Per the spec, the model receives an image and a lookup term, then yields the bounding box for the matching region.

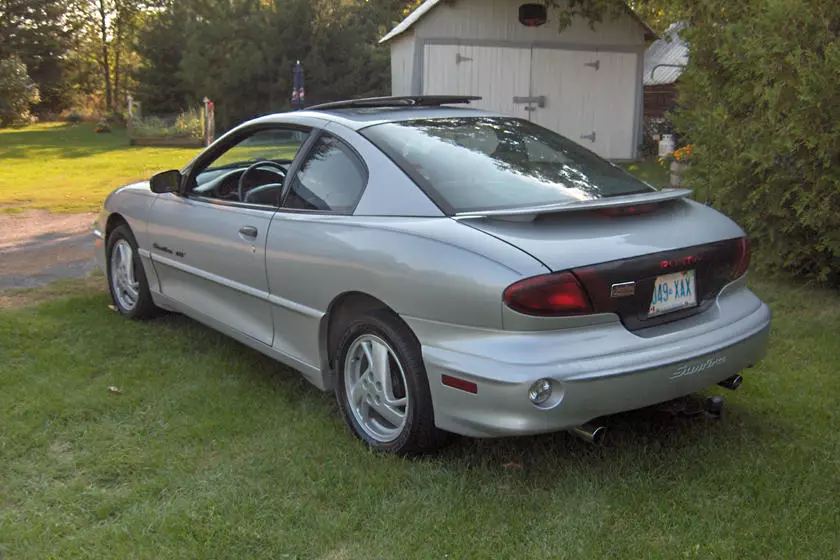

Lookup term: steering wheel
[243,183,285,204]
[237,160,287,202]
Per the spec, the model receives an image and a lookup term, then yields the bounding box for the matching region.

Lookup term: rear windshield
[361,117,655,213]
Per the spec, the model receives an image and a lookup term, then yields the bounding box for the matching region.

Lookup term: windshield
[361,117,655,213]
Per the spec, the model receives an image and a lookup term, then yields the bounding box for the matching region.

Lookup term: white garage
[381,0,655,160]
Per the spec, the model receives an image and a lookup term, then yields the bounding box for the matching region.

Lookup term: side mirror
[150,170,182,194]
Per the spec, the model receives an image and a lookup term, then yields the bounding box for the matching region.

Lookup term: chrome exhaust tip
[718,374,743,391]
[569,424,606,445]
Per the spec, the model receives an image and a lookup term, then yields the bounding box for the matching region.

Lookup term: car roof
[250,105,502,131]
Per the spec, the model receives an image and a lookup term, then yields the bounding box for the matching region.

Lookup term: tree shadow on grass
[0,124,130,159]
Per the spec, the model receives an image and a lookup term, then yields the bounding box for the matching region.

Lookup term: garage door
[423,44,532,117]
[531,49,637,160]
[423,44,638,160]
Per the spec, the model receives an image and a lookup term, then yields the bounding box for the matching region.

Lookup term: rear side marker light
[442,374,478,394]
[503,271,593,316]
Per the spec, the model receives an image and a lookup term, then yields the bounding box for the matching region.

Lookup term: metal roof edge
[379,0,658,44]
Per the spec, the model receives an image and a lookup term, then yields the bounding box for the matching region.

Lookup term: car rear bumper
[406,279,771,437]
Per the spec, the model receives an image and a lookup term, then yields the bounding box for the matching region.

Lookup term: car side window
[191,127,310,206]
[282,133,367,214]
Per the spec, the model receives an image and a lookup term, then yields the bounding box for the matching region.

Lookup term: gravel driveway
[0,211,99,290]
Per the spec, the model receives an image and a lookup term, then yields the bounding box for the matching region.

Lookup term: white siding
[389,34,416,96]
[413,0,645,46]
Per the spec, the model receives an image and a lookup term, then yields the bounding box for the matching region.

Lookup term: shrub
[0,56,40,127]
[66,109,82,124]
[132,108,204,139]
[105,111,125,125]
[675,0,840,285]
[94,119,111,133]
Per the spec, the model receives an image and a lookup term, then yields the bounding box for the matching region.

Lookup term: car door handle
[239,226,258,238]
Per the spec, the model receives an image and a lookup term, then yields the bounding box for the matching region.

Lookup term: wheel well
[319,292,414,389]
[105,213,128,241]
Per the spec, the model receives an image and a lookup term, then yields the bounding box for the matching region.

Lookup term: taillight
[731,237,750,279]
[503,272,593,316]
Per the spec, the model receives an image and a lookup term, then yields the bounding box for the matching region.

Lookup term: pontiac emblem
[610,281,636,298]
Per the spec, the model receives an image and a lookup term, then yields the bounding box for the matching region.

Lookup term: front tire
[106,224,160,319]
[335,310,447,455]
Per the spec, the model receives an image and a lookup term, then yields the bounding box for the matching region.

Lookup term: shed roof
[643,22,688,85]
[379,0,657,44]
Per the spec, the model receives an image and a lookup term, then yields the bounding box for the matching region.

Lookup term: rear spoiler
[453,188,693,221]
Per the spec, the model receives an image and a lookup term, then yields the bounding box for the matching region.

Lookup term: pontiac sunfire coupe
[94,96,771,454]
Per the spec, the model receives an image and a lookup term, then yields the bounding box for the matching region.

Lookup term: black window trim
[181,122,314,210]
[276,129,370,216]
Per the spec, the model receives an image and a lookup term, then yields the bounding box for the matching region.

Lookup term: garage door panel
[423,44,531,117]
[592,52,637,160]
[530,49,596,147]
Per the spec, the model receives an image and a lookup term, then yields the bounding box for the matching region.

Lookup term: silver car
[93,96,771,454]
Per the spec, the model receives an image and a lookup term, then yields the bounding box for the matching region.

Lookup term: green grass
[0,123,199,213]
[1,276,838,559]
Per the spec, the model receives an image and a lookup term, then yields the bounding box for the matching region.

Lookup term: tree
[67,0,142,112]
[0,56,40,126]
[0,0,73,113]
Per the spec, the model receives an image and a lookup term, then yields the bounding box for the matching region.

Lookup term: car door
[147,125,312,345]
[264,129,369,366]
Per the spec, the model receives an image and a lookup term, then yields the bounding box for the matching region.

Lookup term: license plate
[649,270,697,317]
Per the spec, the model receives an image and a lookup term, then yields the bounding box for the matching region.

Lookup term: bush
[0,57,40,127]
[105,111,125,125]
[675,0,840,285]
[65,109,82,124]
[132,108,204,139]
[94,119,111,133]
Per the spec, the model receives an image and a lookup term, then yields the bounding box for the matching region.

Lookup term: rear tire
[106,224,160,319]
[335,310,447,455]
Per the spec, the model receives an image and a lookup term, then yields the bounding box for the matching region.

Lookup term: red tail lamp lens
[732,237,750,279]
[503,272,593,316]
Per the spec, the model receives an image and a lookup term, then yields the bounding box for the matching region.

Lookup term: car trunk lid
[459,198,748,330]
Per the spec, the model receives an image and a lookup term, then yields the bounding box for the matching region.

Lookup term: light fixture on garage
[519,3,548,27]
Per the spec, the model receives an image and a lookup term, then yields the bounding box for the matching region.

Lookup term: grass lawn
[1,275,838,558]
[0,123,199,213]
[2,122,839,558]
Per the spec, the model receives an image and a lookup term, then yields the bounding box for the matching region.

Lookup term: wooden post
[202,97,215,147]
[126,94,133,144]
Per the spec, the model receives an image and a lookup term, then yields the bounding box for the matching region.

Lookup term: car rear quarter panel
[264,214,548,374]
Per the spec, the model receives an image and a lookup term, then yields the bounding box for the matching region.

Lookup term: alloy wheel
[110,238,140,311]
[343,334,409,443]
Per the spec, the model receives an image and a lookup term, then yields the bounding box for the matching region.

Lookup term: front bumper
[92,226,107,272]
[407,279,771,437]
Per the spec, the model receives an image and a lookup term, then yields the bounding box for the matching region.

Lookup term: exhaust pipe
[718,374,743,391]
[569,424,606,445]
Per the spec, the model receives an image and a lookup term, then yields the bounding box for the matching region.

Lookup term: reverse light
[503,272,593,316]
